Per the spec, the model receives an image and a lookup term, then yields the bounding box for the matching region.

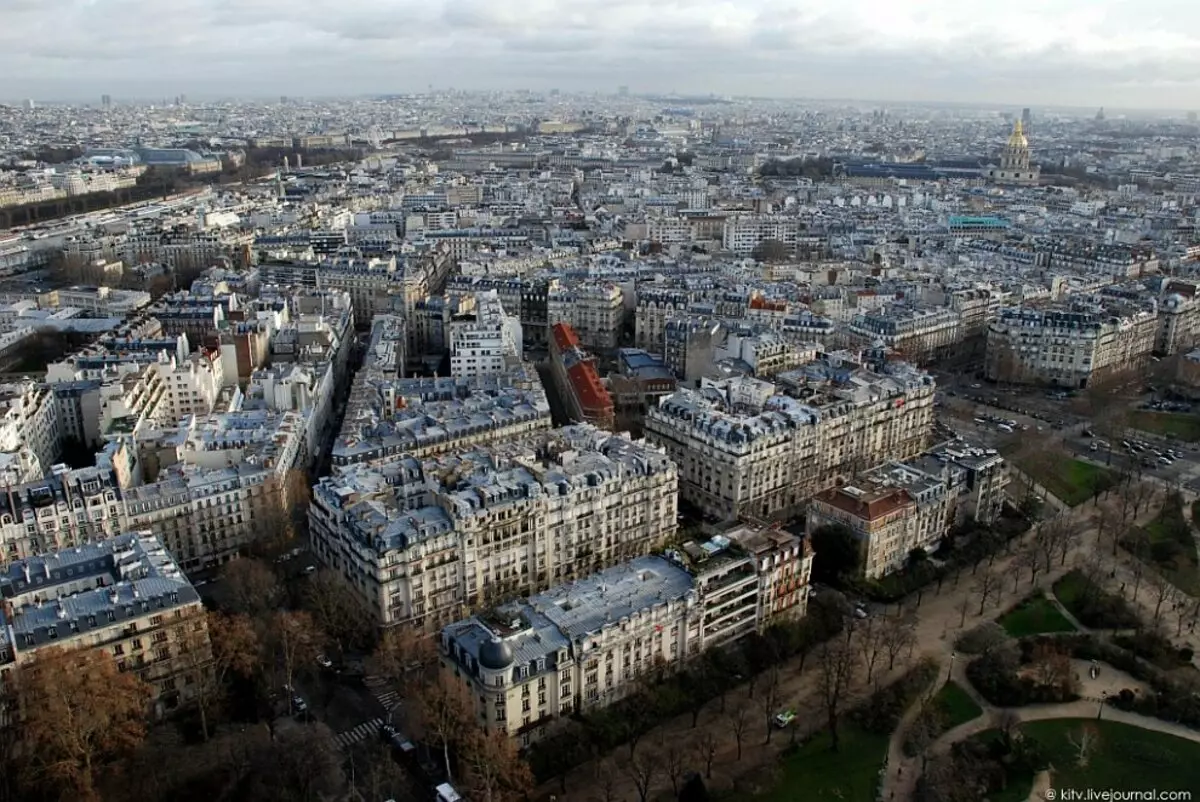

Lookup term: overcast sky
[3,0,1199,109]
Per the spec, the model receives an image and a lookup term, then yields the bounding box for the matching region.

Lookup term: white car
[774,709,797,728]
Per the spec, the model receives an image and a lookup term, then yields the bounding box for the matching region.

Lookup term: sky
[3,0,1200,109]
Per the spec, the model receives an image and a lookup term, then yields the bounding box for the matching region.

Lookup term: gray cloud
[2,0,1199,109]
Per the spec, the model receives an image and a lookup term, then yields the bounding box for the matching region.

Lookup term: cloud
[1,0,1199,108]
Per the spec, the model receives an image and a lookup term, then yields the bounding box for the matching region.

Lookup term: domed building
[984,120,1040,185]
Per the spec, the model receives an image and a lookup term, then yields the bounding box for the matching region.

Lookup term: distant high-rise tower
[618,85,630,97]
[101,94,112,109]
[22,99,34,110]
[179,93,187,105]
[280,95,288,104]
[1021,107,1031,130]
[1095,107,1106,121]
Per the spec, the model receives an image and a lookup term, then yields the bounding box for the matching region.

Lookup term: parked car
[774,709,797,728]
[316,654,333,669]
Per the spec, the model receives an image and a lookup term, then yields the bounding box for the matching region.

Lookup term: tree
[663,736,688,798]
[1013,546,1041,590]
[1067,723,1100,768]
[413,672,474,782]
[15,647,153,801]
[369,625,439,696]
[1146,572,1179,628]
[305,569,371,657]
[693,726,720,779]
[244,722,345,802]
[757,667,783,744]
[621,744,659,802]
[815,636,859,752]
[809,524,861,584]
[728,705,751,761]
[972,570,1003,616]
[266,610,320,708]
[221,558,283,617]
[179,610,258,741]
[856,615,889,687]
[751,238,792,263]
[461,727,534,802]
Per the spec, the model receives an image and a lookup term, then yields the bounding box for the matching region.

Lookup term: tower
[983,119,1039,185]
[1000,119,1031,173]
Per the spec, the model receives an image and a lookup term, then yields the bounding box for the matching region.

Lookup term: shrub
[851,659,939,734]
[1052,570,1141,630]
[955,622,1011,655]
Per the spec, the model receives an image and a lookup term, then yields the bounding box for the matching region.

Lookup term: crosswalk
[364,675,401,711]
[334,717,382,749]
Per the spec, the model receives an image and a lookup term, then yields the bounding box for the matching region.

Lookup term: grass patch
[998,594,1078,637]
[747,722,888,802]
[1129,410,1200,442]
[934,680,983,730]
[1015,453,1114,506]
[1022,717,1200,793]
[1127,495,1200,596]
[1052,570,1141,630]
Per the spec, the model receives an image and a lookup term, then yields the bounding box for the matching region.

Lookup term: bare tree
[412,672,474,783]
[1067,723,1101,768]
[1146,572,1179,628]
[662,736,688,798]
[620,744,659,802]
[266,611,320,709]
[972,570,1003,616]
[758,667,783,744]
[728,705,751,761]
[460,727,534,802]
[1014,546,1042,590]
[179,610,258,741]
[881,613,918,671]
[815,636,859,753]
[304,569,370,657]
[856,615,889,687]
[368,625,439,696]
[221,558,283,618]
[956,597,972,629]
[693,727,720,779]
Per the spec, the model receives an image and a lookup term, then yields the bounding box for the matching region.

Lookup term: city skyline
[3,0,1200,110]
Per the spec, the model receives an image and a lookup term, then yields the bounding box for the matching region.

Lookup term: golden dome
[1007,119,1028,149]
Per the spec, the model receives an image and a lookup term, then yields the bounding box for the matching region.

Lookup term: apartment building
[635,288,692,353]
[450,291,523,378]
[806,440,1008,579]
[985,304,1157,388]
[0,466,125,566]
[722,216,801,257]
[0,383,61,485]
[847,305,961,366]
[0,532,209,718]
[807,485,933,579]
[309,426,678,631]
[121,411,305,570]
[332,369,551,468]
[98,350,226,437]
[439,528,811,743]
[546,283,624,355]
[645,358,935,521]
[1157,291,1200,356]
[549,323,614,430]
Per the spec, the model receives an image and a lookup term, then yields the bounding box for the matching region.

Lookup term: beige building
[0,532,210,719]
[547,283,624,354]
[0,466,125,566]
[645,359,935,522]
[846,305,961,366]
[440,528,812,744]
[310,425,678,632]
[986,304,1157,388]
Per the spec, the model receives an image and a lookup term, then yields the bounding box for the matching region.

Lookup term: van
[436,783,463,802]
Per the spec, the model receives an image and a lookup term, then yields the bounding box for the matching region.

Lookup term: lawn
[747,723,888,802]
[1129,410,1200,442]
[998,594,1078,637]
[1022,718,1200,793]
[1015,453,1115,507]
[932,680,983,730]
[1134,499,1200,596]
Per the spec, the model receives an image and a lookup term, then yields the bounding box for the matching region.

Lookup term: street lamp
[946,652,957,685]
[1097,692,1109,721]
